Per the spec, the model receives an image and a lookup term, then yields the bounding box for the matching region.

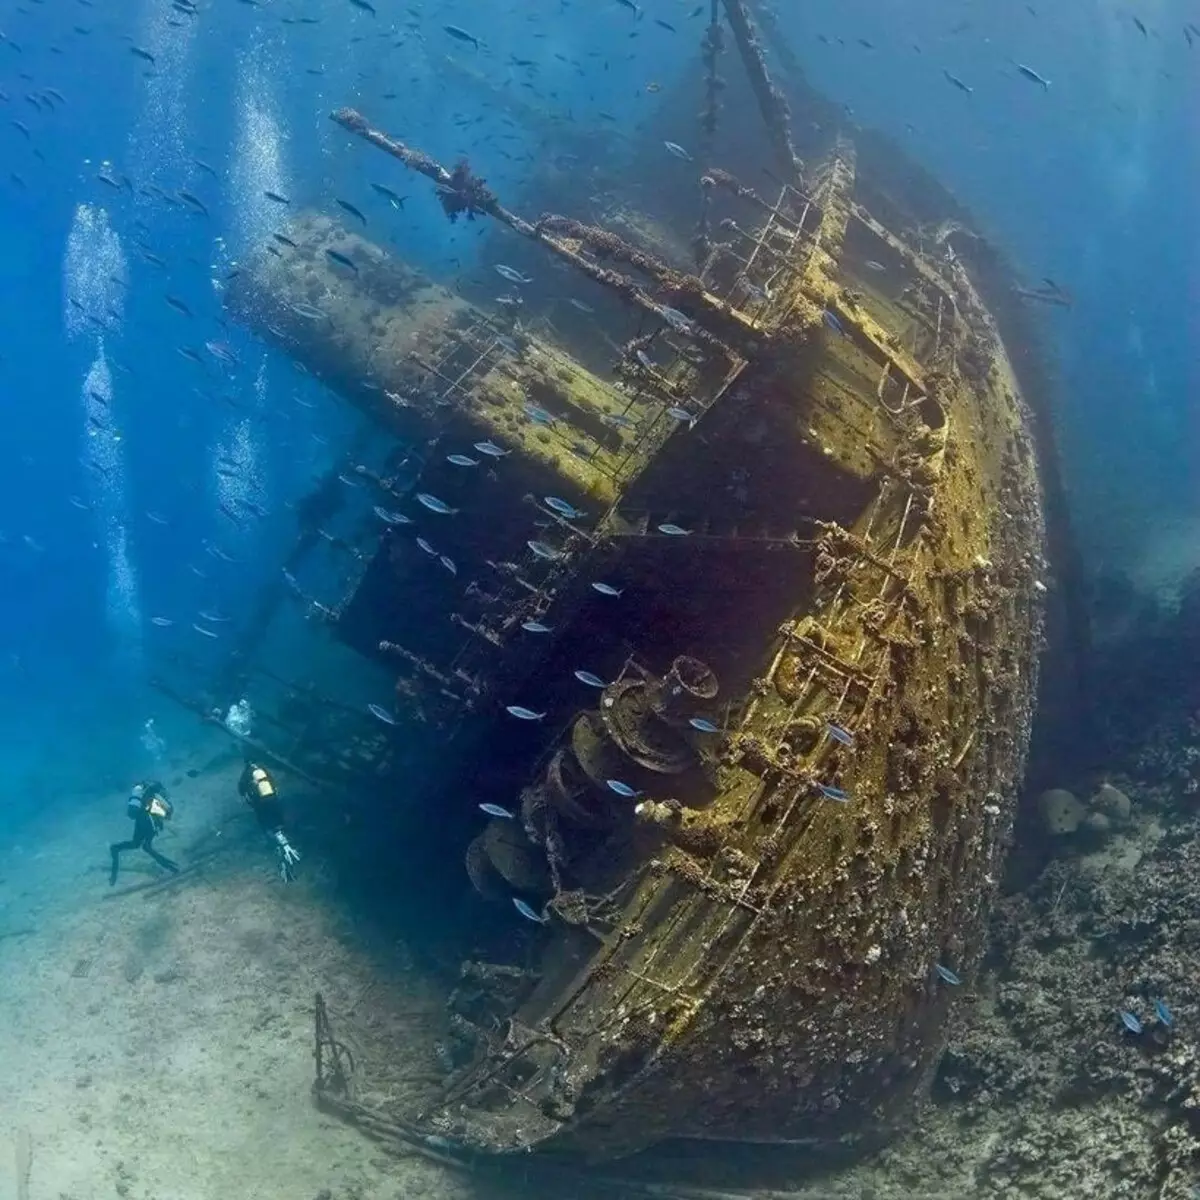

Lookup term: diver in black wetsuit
[238,761,301,882]
[109,781,179,885]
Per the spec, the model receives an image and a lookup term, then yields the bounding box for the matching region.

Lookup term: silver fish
[474,440,509,458]
[416,492,456,515]
[524,404,555,425]
[513,897,548,923]
[495,264,532,284]
[658,523,690,536]
[606,779,639,798]
[689,717,720,733]
[657,305,695,334]
[192,623,219,638]
[479,803,513,819]
[591,581,622,597]
[521,620,553,633]
[439,555,457,575]
[544,496,583,519]
[416,537,436,555]
[446,453,479,467]
[374,506,411,525]
[567,298,594,313]
[506,705,545,721]
[528,540,564,561]
[826,722,855,746]
[664,140,692,161]
[574,670,606,688]
[369,703,397,725]
[150,616,174,627]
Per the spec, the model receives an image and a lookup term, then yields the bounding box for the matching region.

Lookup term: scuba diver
[110,780,179,885]
[238,760,301,882]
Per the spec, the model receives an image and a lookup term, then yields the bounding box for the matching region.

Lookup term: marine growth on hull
[156,0,1048,1166]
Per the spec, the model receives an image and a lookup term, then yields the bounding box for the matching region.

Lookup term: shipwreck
[157,0,1063,1172]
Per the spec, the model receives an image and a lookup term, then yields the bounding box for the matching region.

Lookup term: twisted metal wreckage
[159,0,1062,1182]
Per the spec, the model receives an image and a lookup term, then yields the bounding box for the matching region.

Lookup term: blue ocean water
[0,0,1196,1193]
[0,0,1192,801]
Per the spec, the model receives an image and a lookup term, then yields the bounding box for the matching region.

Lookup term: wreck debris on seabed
[149,0,1058,1188]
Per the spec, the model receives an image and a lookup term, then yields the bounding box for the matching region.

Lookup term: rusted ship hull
[222,134,1044,1160]
[198,0,1050,1166]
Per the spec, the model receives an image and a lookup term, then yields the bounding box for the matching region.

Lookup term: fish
[370,182,407,209]
[350,0,376,12]
[943,69,973,95]
[416,538,436,555]
[150,616,174,627]
[1016,63,1050,89]
[544,497,583,519]
[657,523,690,536]
[325,249,358,273]
[664,140,692,160]
[513,897,548,923]
[446,453,478,467]
[165,295,192,317]
[264,190,290,204]
[369,703,397,725]
[178,190,208,216]
[591,582,622,597]
[289,301,325,320]
[934,964,961,986]
[130,46,156,64]
[574,670,607,688]
[528,540,564,561]
[494,336,520,356]
[657,305,695,334]
[145,511,169,525]
[865,260,886,272]
[614,0,641,14]
[1119,1009,1143,1034]
[444,23,480,49]
[416,492,456,515]
[198,611,229,623]
[689,717,720,733]
[506,705,545,721]
[524,404,555,426]
[606,779,639,798]
[474,440,509,458]
[666,406,696,426]
[192,623,219,638]
[521,620,553,633]
[439,555,457,575]
[601,413,637,430]
[479,803,513,819]
[1133,16,1148,37]
[567,299,594,313]
[816,783,849,802]
[822,309,847,336]
[826,722,855,746]
[374,506,411,525]
[495,264,532,284]
[1155,999,1174,1027]
[336,198,367,224]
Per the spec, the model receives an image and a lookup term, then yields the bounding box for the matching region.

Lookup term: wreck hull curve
[220,117,1047,1158]
[413,160,1047,1156]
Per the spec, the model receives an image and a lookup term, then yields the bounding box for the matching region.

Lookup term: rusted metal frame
[330,108,752,350]
[719,0,804,183]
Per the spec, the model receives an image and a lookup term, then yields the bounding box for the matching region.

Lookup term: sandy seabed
[0,732,475,1200]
